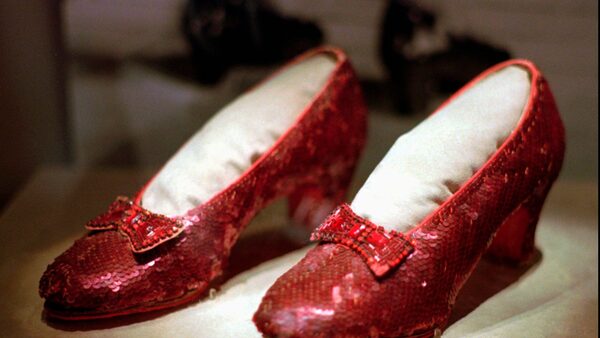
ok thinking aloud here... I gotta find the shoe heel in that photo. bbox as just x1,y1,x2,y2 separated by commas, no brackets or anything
286,58,367,240
287,162,356,236
486,187,549,264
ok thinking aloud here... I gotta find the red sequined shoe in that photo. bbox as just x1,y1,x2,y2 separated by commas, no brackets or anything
253,59,565,337
39,47,367,320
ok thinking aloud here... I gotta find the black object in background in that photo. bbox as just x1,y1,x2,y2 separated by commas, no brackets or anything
183,0,323,84
380,0,511,114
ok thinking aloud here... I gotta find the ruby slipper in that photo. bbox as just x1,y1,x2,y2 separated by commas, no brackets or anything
253,59,565,337
38,47,367,320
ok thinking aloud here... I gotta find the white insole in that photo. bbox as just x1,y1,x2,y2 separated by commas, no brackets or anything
351,66,531,232
142,55,337,215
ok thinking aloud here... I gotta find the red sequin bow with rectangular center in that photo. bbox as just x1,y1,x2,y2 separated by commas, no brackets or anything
85,196,185,253
310,204,415,277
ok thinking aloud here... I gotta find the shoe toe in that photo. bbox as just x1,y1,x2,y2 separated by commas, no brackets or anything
39,230,162,317
255,243,383,337
39,261,68,300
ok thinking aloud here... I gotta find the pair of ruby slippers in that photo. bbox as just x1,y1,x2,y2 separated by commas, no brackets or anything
39,47,564,337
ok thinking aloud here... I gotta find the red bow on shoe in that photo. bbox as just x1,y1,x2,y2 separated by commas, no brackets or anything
85,196,185,253
310,204,415,277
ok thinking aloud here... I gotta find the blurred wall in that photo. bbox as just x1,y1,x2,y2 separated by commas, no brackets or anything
64,0,597,182
0,0,69,208
276,0,598,180
0,0,596,210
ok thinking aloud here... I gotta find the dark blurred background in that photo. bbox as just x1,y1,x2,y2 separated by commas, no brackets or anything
0,0,597,211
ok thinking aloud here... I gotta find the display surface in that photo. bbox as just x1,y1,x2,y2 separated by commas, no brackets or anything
38,47,367,320
254,60,566,337
0,168,596,337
